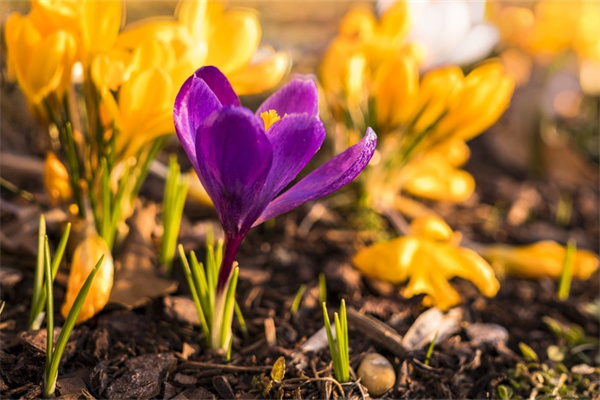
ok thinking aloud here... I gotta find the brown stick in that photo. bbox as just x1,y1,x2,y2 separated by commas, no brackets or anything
347,307,408,357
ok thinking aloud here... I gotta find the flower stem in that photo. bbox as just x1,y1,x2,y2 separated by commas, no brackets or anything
217,235,242,293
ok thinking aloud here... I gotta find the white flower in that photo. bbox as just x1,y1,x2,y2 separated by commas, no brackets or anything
378,0,499,69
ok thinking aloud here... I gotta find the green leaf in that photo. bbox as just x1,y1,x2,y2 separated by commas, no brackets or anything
45,255,105,398
557,238,576,301
519,342,539,362
220,266,239,349
234,301,249,340
44,237,54,380
290,284,307,317
29,214,46,329
31,223,71,325
424,330,439,366
322,302,341,382
497,384,512,400
319,273,327,304
178,245,210,341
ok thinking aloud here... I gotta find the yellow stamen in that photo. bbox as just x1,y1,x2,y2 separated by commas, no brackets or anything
260,109,281,130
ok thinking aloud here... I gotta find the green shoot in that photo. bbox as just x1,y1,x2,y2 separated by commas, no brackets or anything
319,273,327,304
424,330,439,366
234,301,249,340
555,194,573,227
43,255,105,398
322,300,350,383
290,284,307,317
30,217,71,330
558,239,576,301
30,223,71,328
178,239,240,357
29,215,46,329
161,156,189,275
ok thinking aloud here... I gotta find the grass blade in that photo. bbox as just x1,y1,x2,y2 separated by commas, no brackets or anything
178,245,210,340
340,299,349,380
220,266,239,350
29,215,46,329
234,301,249,340
44,237,54,380
558,239,577,301
290,284,307,317
424,330,438,366
322,302,341,381
45,255,105,397
31,223,71,323
319,273,327,304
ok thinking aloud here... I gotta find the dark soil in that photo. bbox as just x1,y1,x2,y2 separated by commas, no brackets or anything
1,129,599,399
1,2,598,395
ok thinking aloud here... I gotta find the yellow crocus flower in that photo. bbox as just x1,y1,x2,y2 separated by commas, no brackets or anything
419,60,515,146
322,4,515,208
492,1,600,93
114,67,176,157
353,216,500,310
116,0,289,96
483,241,599,280
61,235,114,324
44,152,73,206
5,12,76,106
31,0,123,64
401,139,475,202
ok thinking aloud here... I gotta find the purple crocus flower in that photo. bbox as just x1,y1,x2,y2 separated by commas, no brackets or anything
174,66,376,292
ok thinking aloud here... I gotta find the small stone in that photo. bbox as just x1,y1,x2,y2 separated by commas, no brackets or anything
466,323,509,346
357,353,396,397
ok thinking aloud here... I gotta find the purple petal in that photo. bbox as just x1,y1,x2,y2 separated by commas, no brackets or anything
256,78,319,117
196,107,273,235
259,114,326,202
255,128,377,225
194,66,241,108
174,66,240,170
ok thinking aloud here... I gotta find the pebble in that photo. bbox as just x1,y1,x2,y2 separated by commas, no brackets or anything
357,353,396,397
466,323,509,346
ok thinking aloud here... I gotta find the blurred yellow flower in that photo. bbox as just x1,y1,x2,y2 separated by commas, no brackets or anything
30,0,123,62
483,241,599,280
493,1,600,93
116,0,289,95
44,152,73,206
61,235,114,324
321,4,514,207
5,11,76,106
88,0,290,160
353,216,500,310
187,169,214,206
401,139,475,202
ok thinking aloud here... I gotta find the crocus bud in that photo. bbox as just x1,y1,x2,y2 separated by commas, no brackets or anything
44,152,72,206
61,235,114,324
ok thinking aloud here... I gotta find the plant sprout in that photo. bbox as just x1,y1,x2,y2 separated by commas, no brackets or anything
558,239,577,301
29,215,71,330
160,156,189,275
30,215,105,397
322,299,350,383
178,239,238,355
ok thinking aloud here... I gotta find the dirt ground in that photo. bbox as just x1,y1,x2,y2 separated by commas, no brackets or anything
1,1,599,399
